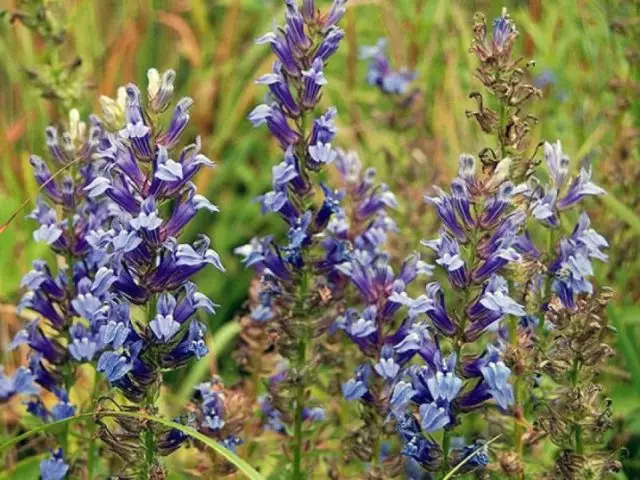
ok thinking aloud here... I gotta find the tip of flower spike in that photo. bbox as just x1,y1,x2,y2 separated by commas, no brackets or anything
147,68,161,97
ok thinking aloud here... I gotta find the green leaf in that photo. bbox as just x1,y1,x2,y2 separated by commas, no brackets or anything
0,411,264,480
609,305,640,395
0,453,45,480
598,193,640,240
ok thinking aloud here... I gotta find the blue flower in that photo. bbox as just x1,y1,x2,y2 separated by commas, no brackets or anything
68,324,99,361
308,142,336,166
459,346,514,411
301,58,327,108
480,361,514,410
196,382,226,431
342,379,368,401
40,449,69,480
256,70,300,117
0,366,39,401
558,165,605,209
405,353,462,433
492,10,516,48
389,381,417,417
361,38,417,95
10,320,65,364
150,293,181,342
324,0,347,29
51,390,76,421
97,351,133,383
397,414,441,470
424,188,465,241
303,407,326,422
374,346,401,380
544,141,570,189
424,233,468,289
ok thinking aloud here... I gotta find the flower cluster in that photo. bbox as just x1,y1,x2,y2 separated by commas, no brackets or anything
360,38,416,96
2,69,226,478
188,377,249,476
467,8,542,182
84,71,221,403
322,149,431,475
359,10,613,479
240,1,347,476
332,9,614,479
382,153,526,475
85,70,222,473
4,109,107,476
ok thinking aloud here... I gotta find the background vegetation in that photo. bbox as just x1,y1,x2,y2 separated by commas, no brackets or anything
0,0,637,477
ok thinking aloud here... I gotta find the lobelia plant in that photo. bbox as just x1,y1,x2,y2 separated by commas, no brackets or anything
239,0,347,477
0,69,234,480
381,9,619,480
4,109,107,479
83,68,226,477
328,149,435,479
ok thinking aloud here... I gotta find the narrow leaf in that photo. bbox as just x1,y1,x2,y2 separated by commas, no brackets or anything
0,410,264,480
442,434,502,480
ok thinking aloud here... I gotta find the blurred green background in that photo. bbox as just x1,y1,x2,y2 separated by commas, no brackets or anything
0,0,638,477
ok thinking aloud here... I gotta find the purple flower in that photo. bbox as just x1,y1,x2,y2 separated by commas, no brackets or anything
148,68,176,113
342,378,368,401
301,58,328,108
158,97,194,149
425,188,466,241
256,31,299,76
313,26,344,62
323,0,347,28
492,10,516,49
361,38,417,95
544,140,570,189
558,166,605,209
30,155,62,203
308,142,336,166
256,70,300,117
10,321,65,364
398,415,441,470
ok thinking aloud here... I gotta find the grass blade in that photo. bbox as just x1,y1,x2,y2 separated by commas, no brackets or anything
442,434,502,480
598,193,640,239
0,410,264,480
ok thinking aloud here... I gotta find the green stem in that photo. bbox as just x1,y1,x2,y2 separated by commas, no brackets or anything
140,299,159,479
292,272,309,480
441,429,451,478
570,358,583,455
498,95,507,159
290,73,313,478
87,372,102,479
292,338,306,480
509,315,524,460
143,425,156,478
